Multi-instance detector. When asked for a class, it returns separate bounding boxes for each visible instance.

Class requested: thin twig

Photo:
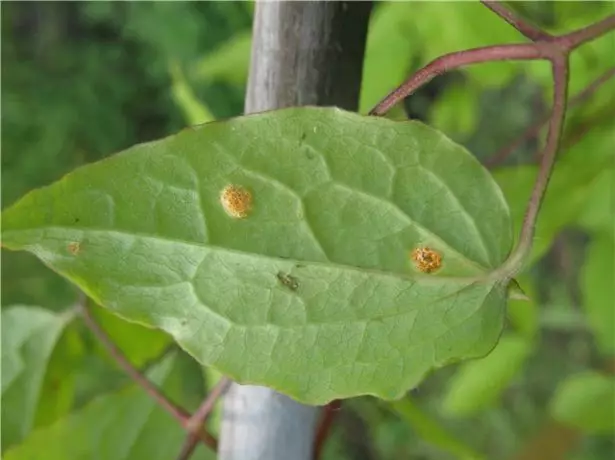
[312,400,342,460]
[369,43,546,115]
[369,12,615,117]
[79,302,188,423]
[175,377,232,460]
[79,301,217,451]
[486,66,615,168]
[507,56,569,272]
[481,0,552,41]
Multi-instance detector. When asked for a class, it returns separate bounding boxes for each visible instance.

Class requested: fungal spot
[276,272,299,291]
[67,242,81,255]
[220,184,252,218]
[411,247,442,273]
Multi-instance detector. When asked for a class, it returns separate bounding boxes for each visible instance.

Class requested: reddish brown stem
[486,66,615,168]
[369,43,546,115]
[79,302,217,452]
[175,378,232,460]
[312,400,342,460]
[481,0,552,41]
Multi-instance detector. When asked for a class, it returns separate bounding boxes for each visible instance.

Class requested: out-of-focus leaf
[412,2,522,87]
[580,234,615,355]
[33,324,83,429]
[442,334,532,417]
[577,166,615,235]
[4,352,214,460]
[387,397,484,460]
[169,61,214,126]
[359,2,417,113]
[89,303,172,368]
[494,125,615,266]
[190,31,251,87]
[430,83,480,138]
[2,107,515,404]
[550,371,615,434]
[1,306,75,451]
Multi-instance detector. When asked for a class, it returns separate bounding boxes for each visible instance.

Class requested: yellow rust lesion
[220,184,253,218]
[67,242,81,255]
[411,247,442,273]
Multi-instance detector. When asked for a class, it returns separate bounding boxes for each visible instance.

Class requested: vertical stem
[219,2,373,460]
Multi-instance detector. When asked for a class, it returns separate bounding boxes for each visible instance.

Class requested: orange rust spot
[411,247,442,273]
[67,242,81,255]
[220,184,252,218]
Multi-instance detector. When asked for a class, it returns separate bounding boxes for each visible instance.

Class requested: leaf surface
[1,306,74,450]
[2,107,513,404]
[4,352,214,460]
[550,371,615,434]
[442,333,532,416]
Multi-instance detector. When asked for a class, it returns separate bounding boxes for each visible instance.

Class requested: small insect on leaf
[276,272,299,291]
[411,247,442,273]
[220,184,253,218]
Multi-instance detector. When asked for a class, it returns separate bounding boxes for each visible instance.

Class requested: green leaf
[1,306,74,451]
[89,303,172,368]
[359,2,417,113]
[169,61,215,126]
[386,397,484,460]
[494,126,615,266]
[577,166,615,235]
[580,234,615,355]
[4,352,214,460]
[550,371,615,434]
[190,31,251,87]
[2,107,514,404]
[442,333,532,417]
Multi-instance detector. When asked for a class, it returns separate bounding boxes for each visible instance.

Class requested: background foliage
[2,1,613,459]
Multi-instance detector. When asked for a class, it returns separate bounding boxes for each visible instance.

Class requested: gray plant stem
[218,2,372,459]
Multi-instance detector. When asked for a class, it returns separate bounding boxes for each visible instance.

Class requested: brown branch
[481,0,552,41]
[78,301,217,452]
[175,377,232,460]
[558,14,615,50]
[368,43,546,115]
[486,66,615,168]
[504,55,569,273]
[313,400,342,460]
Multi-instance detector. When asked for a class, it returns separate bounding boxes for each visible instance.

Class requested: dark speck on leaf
[276,272,299,291]
[74,217,80,223]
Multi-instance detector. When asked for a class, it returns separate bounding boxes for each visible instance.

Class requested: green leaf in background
[89,303,172,368]
[387,397,484,460]
[359,2,417,113]
[442,333,532,417]
[4,352,214,460]
[494,125,615,266]
[412,2,522,88]
[429,83,479,138]
[577,166,615,235]
[1,306,75,451]
[580,234,615,355]
[190,31,252,87]
[169,61,215,126]
[550,371,615,434]
[2,107,514,404]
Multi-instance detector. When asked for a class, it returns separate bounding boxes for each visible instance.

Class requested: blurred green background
[2,2,614,459]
